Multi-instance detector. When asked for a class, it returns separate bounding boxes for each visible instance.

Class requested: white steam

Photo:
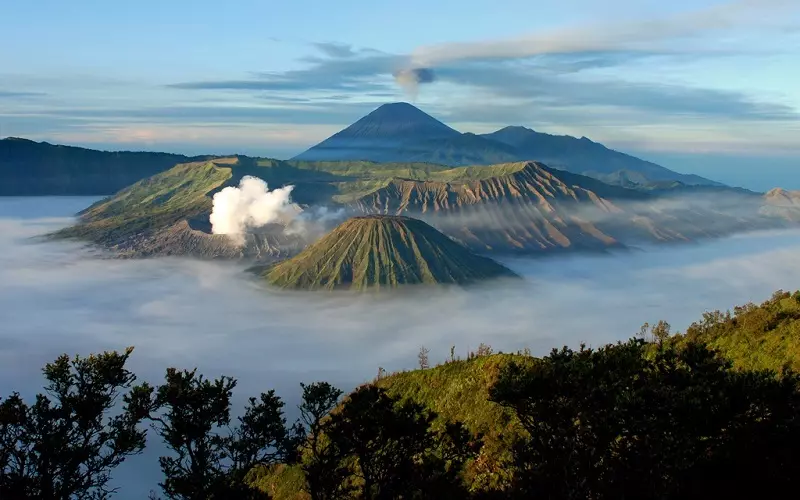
[210,176,303,245]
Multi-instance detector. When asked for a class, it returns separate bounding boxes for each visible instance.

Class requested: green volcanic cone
[263,215,518,291]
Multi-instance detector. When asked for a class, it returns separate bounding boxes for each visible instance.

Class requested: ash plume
[393,67,436,99]
[209,176,303,245]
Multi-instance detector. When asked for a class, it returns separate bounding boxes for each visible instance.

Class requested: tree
[489,338,800,499]
[0,347,147,499]
[306,385,478,499]
[418,346,430,370]
[129,368,297,500]
[296,382,345,500]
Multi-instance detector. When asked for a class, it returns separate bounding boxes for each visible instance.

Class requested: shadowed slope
[263,215,518,290]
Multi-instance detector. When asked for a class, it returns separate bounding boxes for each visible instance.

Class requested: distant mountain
[482,126,721,187]
[292,102,461,162]
[0,137,201,195]
[262,215,517,290]
[762,188,800,222]
[293,103,721,189]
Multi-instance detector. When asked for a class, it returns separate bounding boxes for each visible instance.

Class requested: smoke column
[210,176,303,245]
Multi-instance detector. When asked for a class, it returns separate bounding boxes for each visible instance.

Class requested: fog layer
[3,197,800,497]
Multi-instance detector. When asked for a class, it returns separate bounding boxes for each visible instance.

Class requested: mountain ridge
[0,137,203,195]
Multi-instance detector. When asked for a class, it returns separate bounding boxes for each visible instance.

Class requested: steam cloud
[209,176,303,245]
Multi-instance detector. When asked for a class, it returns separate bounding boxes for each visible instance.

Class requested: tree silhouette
[0,347,147,499]
[305,385,479,499]
[129,368,298,500]
[296,382,345,500]
[418,346,430,370]
[490,338,800,499]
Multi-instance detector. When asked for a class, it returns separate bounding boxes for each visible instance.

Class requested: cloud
[313,42,357,59]
[407,0,799,67]
[168,50,404,94]
[0,90,47,98]
[433,62,797,121]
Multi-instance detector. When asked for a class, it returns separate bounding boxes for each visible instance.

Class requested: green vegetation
[53,159,232,245]
[263,215,518,290]
[676,289,800,372]
[6,291,800,498]
[287,159,449,181]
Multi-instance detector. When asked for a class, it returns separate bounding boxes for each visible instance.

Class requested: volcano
[292,102,465,162]
[262,215,518,291]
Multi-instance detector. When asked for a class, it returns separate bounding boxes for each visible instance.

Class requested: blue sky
[1,0,798,189]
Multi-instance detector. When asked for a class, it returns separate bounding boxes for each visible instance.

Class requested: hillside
[293,103,720,189]
[252,289,800,498]
[53,157,309,260]
[0,137,198,195]
[262,215,518,290]
[343,161,626,253]
[677,289,800,372]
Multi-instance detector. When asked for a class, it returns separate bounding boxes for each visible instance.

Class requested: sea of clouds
[4,196,800,497]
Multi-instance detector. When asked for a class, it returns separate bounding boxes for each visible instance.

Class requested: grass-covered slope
[263,215,518,290]
[677,290,800,372]
[249,352,533,498]
[54,159,233,247]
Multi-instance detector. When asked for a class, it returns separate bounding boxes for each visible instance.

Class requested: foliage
[374,354,534,493]
[304,385,479,499]
[0,347,147,499]
[490,338,800,499]
[129,368,300,500]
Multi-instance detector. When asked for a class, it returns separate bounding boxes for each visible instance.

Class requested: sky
[0,0,798,188]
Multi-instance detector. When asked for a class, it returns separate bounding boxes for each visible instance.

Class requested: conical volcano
[317,102,458,141]
[263,215,518,290]
[291,102,461,162]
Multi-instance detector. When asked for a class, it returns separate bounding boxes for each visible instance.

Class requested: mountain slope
[0,137,198,195]
[344,161,627,253]
[263,215,518,290]
[482,126,719,187]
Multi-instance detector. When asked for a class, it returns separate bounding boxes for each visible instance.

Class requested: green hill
[262,215,518,290]
[251,290,800,498]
